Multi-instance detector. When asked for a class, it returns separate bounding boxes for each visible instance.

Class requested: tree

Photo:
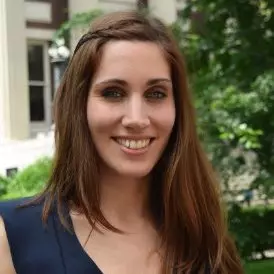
[54,9,103,41]
[175,0,274,201]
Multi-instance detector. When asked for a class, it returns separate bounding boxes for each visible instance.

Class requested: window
[27,42,52,136]
[6,167,18,177]
[28,44,45,122]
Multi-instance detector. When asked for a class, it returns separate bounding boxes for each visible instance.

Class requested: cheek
[151,104,176,135]
[86,100,117,137]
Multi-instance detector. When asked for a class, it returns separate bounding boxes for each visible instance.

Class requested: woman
[0,10,243,274]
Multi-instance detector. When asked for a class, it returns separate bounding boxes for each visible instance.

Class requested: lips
[112,138,153,150]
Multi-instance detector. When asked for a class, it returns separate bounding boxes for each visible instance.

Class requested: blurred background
[0,1,274,273]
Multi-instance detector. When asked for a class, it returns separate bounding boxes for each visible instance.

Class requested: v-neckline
[53,202,211,274]
[53,203,104,274]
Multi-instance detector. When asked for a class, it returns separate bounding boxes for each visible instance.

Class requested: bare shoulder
[0,216,17,274]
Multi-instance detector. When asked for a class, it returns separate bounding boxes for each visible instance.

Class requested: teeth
[116,138,151,150]
[125,140,130,147]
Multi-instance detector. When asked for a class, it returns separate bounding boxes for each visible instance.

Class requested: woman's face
[87,41,175,178]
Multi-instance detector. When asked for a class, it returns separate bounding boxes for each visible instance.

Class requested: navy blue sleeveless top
[0,198,211,274]
[0,198,102,274]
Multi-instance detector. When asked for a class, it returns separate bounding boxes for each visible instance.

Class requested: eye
[145,89,167,100]
[101,87,125,100]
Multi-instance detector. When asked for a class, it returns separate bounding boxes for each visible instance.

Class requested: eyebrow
[93,78,172,87]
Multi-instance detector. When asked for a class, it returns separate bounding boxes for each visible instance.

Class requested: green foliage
[251,172,274,203]
[245,259,274,274]
[0,175,11,197]
[229,204,274,260]
[179,0,274,81]
[53,9,104,41]
[174,0,274,199]
[0,157,52,200]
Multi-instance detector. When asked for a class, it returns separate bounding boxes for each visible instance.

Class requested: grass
[245,259,274,274]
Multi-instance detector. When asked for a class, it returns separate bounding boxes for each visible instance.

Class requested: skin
[0,41,176,274]
[0,217,16,274]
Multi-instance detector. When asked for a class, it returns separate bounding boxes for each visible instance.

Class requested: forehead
[93,41,170,84]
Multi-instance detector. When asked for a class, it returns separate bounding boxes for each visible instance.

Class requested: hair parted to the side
[36,10,243,274]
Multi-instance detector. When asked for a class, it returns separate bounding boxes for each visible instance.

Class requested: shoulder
[0,196,42,223]
[0,196,48,233]
[0,196,33,213]
[0,196,47,247]
[0,196,58,273]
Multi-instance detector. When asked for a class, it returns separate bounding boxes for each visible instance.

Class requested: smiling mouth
[112,138,154,150]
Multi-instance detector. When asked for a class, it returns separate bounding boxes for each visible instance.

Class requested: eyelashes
[101,88,125,99]
[146,91,167,99]
[101,86,168,101]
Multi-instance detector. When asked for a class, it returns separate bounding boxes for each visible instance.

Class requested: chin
[115,165,154,179]
[100,158,157,179]
[118,170,151,179]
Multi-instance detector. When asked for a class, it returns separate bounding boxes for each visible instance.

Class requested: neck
[99,171,152,229]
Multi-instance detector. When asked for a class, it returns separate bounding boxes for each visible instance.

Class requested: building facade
[0,0,185,143]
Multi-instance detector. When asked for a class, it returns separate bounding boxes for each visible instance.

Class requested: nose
[121,96,150,130]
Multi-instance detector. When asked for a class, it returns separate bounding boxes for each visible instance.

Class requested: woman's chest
[78,227,162,274]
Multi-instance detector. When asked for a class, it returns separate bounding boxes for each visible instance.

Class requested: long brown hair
[38,10,243,274]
